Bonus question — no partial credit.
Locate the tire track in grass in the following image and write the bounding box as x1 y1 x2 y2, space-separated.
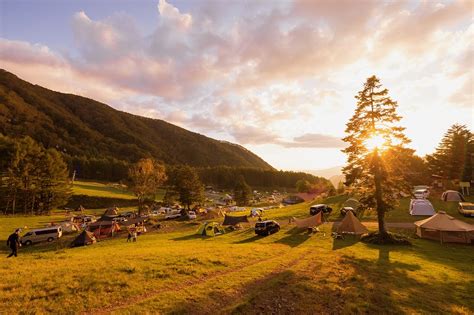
85 248 312 314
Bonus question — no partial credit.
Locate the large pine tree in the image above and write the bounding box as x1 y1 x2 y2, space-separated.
342 75 410 238
426 124 473 182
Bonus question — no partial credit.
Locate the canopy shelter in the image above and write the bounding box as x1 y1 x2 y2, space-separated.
71 230 97 247
336 211 368 235
87 221 120 238
409 199 436 216
343 198 361 210
223 214 249 226
293 212 322 229
196 222 225 236
441 190 465 202
415 211 474 244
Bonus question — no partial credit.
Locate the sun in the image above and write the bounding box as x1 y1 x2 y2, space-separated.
365 133 386 151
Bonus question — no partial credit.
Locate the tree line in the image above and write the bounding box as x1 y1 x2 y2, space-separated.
0 135 72 215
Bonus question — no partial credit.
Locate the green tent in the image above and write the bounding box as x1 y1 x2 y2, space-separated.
343 198 361 210
196 222 225 236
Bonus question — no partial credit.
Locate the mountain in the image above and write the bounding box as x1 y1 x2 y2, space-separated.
303 166 343 179
0 69 273 170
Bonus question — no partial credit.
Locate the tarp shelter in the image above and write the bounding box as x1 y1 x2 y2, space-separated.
223 214 249 226
72 230 97 247
409 199 436 216
88 221 120 238
293 212 322 229
343 198 361 210
196 222 225 236
337 211 369 235
104 207 119 216
415 211 474 244
441 190 465 202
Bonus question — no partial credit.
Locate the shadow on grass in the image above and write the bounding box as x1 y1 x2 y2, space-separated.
274 227 312 247
166 246 473 315
233 235 261 244
332 237 359 250
171 234 205 241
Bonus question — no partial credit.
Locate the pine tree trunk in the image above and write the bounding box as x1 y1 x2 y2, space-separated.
373 150 388 237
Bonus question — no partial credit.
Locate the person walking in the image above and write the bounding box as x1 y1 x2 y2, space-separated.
6 229 21 258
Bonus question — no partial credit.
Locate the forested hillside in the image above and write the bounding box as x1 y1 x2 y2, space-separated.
0 70 273 178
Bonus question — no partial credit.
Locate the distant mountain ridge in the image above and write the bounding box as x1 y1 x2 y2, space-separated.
0 69 273 170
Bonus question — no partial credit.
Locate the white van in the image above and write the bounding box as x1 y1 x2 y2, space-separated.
20 227 63 245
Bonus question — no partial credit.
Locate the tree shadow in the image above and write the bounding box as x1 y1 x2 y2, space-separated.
332 236 359 250
274 228 312 247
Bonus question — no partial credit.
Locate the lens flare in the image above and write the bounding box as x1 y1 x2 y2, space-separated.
365 134 386 151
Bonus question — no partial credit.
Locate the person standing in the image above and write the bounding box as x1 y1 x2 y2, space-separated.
6 229 21 258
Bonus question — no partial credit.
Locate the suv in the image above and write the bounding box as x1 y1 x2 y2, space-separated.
309 204 333 216
255 220 280 236
340 206 357 217
458 202 474 217
20 227 63 246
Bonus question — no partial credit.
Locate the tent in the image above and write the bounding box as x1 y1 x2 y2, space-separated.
343 198 361 210
104 207 119 216
441 190 465 202
223 214 249 226
414 211 474 244
203 209 225 219
59 221 80 233
196 222 225 236
88 221 121 238
409 199 436 216
75 205 85 212
337 211 369 235
293 212 322 229
71 230 97 247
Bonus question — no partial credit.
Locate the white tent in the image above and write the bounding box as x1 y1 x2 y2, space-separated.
409 199 435 216
441 190 465 202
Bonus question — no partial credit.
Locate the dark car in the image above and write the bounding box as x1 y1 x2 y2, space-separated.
255 220 280 236
340 206 357 217
309 204 333 216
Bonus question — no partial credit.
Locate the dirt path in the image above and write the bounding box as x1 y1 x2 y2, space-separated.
85 248 311 314
330 221 415 229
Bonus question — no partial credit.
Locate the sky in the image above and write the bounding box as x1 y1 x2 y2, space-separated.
0 0 472 171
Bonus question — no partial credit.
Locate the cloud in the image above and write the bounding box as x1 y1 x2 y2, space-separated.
158 0 192 30
281 133 346 148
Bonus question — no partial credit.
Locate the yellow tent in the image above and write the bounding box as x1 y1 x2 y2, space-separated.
196 222 225 236
337 211 368 235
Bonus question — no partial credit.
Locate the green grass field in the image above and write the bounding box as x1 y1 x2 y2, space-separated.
72 180 166 201
0 199 473 314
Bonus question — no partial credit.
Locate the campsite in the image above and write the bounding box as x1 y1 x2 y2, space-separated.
0 182 473 313
1 1 474 314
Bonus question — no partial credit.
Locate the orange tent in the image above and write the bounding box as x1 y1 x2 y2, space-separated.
293 212 322 229
414 211 474 244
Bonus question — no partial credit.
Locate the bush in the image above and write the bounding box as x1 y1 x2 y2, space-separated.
361 231 412 245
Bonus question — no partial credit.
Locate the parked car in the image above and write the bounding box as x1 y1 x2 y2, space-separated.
73 215 96 224
113 217 128 223
309 204 333 216
165 210 182 220
187 211 197 220
458 202 474 217
413 189 429 199
20 227 63 246
255 220 280 236
340 206 357 216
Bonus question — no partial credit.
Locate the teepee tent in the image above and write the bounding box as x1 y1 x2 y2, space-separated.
441 190 465 202
409 199 436 216
293 212 322 229
337 211 368 235
72 230 97 247
415 211 474 244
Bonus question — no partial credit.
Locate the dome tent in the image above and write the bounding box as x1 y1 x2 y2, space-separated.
441 190 465 202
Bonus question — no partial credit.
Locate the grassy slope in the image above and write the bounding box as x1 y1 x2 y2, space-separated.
0 206 473 314
72 180 165 201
